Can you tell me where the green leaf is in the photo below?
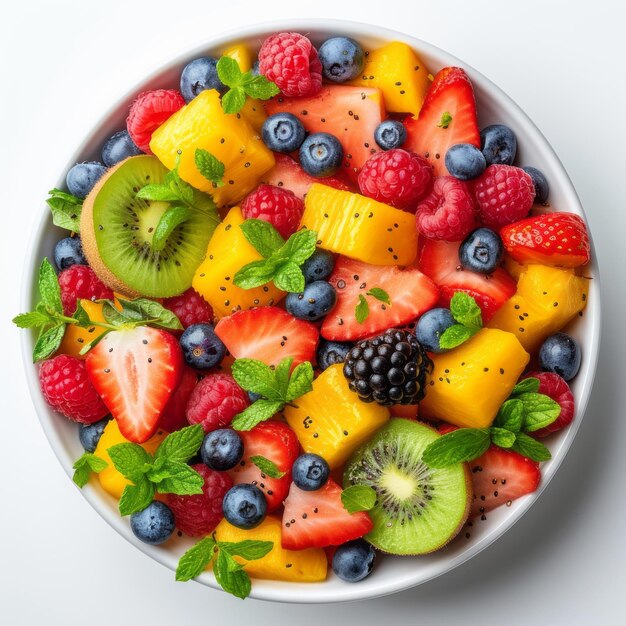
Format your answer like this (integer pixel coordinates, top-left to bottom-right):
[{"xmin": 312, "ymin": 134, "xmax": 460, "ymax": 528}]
[
  {"xmin": 218, "ymin": 540, "xmax": 273, "ymax": 561},
  {"xmin": 366, "ymin": 287, "xmax": 391, "ymax": 305},
  {"xmin": 118, "ymin": 478, "xmax": 156, "ymax": 516},
  {"xmin": 280, "ymin": 229, "xmax": 318, "ymax": 266},
  {"xmin": 12, "ymin": 311, "xmax": 52, "ymax": 328},
  {"xmin": 449, "ymin": 292, "xmax": 483, "ymax": 329},
  {"xmin": 165, "ymin": 167, "xmax": 194, "ymax": 205},
  {"xmin": 285, "ymin": 361, "xmax": 314, "ymax": 402},
  {"xmin": 221, "ymin": 87, "xmax": 247, "ymax": 114},
  {"xmin": 107, "ymin": 443, "xmax": 152, "ymax": 482},
  {"xmin": 152, "ymin": 205, "xmax": 193, "ymax": 251},
  {"xmin": 273, "ymin": 357, "xmax": 293, "ymax": 395},
  {"xmin": 216, "ymin": 55, "xmax": 243, "ymax": 87},
  {"xmin": 155, "ymin": 424, "xmax": 205, "ymax": 464},
  {"xmin": 438, "ymin": 324, "xmax": 476, "ymax": 350},
  {"xmin": 239, "ymin": 219, "xmax": 285, "ymax": 258},
  {"xmin": 72, "ymin": 452, "xmax": 108, "ymax": 488},
  {"xmin": 231, "ymin": 358, "xmax": 284, "ymax": 401},
  {"xmin": 32, "ymin": 324, "xmax": 65, "ymax": 362},
  {"xmin": 119, "ymin": 298, "xmax": 183, "ymax": 330},
  {"xmin": 490, "ymin": 427, "xmax": 516, "ymax": 449},
  {"xmin": 422, "ymin": 428, "xmax": 491, "ymax": 468},
  {"xmin": 176, "ymin": 536, "xmax": 217, "ymax": 581},
  {"xmin": 101, "ymin": 300, "xmax": 136, "ymax": 326},
  {"xmin": 494, "ymin": 398, "xmax": 525, "ymax": 433},
  {"xmin": 249, "ymin": 455, "xmax": 285, "ymax": 479},
  {"xmin": 232, "ymin": 400, "xmax": 284, "ymax": 431},
  {"xmin": 437, "ymin": 111, "xmax": 453, "ymax": 128},
  {"xmin": 72, "ymin": 300, "xmax": 93, "ymax": 327},
  {"xmin": 155, "ymin": 462, "xmax": 205, "ymax": 495},
  {"xmin": 233, "ymin": 259, "xmax": 277, "ymax": 290},
  {"xmin": 518, "ymin": 392, "xmax": 562, "ymax": 432},
  {"xmin": 136, "ymin": 184, "xmax": 181, "ymax": 203},
  {"xmin": 273, "ymin": 262, "xmax": 305, "ymax": 293},
  {"xmin": 511, "ymin": 377, "xmax": 540, "ymax": 396},
  {"xmin": 195, "ymin": 148, "xmax": 225, "ymax": 186},
  {"xmin": 242, "ymin": 75, "xmax": 280, "ymax": 100},
  {"xmin": 46, "ymin": 188, "xmax": 83, "ymax": 232},
  {"xmin": 214, "ymin": 549, "xmax": 251, "ymax": 599},
  {"xmin": 38, "ymin": 258, "xmax": 63, "ymax": 314},
  {"xmin": 355, "ymin": 294, "xmax": 369, "ymax": 324},
  {"xmin": 511, "ymin": 432, "xmax": 552, "ymax": 462},
  {"xmin": 341, "ymin": 485, "xmax": 377, "ymax": 513}
]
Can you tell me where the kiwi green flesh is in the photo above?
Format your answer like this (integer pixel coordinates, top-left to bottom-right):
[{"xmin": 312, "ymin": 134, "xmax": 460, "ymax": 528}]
[{"xmin": 343, "ymin": 418, "xmax": 471, "ymax": 555}]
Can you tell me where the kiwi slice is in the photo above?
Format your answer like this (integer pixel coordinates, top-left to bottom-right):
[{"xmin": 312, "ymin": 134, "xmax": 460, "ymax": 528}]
[
  {"xmin": 81, "ymin": 155, "xmax": 218, "ymax": 298},
  {"xmin": 343, "ymin": 418, "xmax": 471, "ymax": 555}
]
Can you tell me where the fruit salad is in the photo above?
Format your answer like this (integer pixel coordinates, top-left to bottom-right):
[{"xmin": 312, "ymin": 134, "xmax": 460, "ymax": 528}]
[{"xmin": 14, "ymin": 31, "xmax": 592, "ymax": 598}]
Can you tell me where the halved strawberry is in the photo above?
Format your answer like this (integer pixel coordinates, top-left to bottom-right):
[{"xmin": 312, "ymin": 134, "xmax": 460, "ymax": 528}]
[
  {"xmin": 404, "ymin": 67, "xmax": 480, "ymax": 177},
  {"xmin": 500, "ymin": 212, "xmax": 591, "ymax": 267},
  {"xmin": 158, "ymin": 366, "xmax": 198, "ymax": 432},
  {"xmin": 86, "ymin": 327, "xmax": 183, "ymax": 443},
  {"xmin": 418, "ymin": 238, "xmax": 516, "ymax": 321},
  {"xmin": 470, "ymin": 446, "xmax": 541, "ymax": 518},
  {"xmin": 321, "ymin": 257, "xmax": 439, "ymax": 341},
  {"xmin": 281, "ymin": 479, "xmax": 373, "ymax": 550},
  {"xmin": 214, "ymin": 306, "xmax": 318, "ymax": 368},
  {"xmin": 522, "ymin": 371, "xmax": 575, "ymax": 437},
  {"xmin": 228, "ymin": 421, "xmax": 299, "ymax": 512}
]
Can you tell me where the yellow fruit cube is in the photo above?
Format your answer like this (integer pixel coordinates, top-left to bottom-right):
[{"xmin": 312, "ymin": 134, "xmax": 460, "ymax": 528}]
[
  {"xmin": 222, "ymin": 42, "xmax": 253, "ymax": 72},
  {"xmin": 57, "ymin": 299, "xmax": 109, "ymax": 359}
]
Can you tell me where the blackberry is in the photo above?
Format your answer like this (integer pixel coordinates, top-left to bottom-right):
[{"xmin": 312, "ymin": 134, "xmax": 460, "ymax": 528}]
[{"xmin": 343, "ymin": 329, "xmax": 432, "ymax": 406}]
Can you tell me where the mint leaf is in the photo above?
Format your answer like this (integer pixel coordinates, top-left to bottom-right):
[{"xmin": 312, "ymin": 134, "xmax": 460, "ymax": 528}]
[
  {"xmin": 155, "ymin": 462, "xmax": 204, "ymax": 495},
  {"xmin": 195, "ymin": 149, "xmax": 225, "ymax": 186},
  {"xmin": 366, "ymin": 288, "xmax": 391, "ymax": 305},
  {"xmin": 439, "ymin": 324, "xmax": 476, "ymax": 350},
  {"xmin": 280, "ymin": 229, "xmax": 317, "ymax": 266},
  {"xmin": 32, "ymin": 324, "xmax": 65, "ymax": 362},
  {"xmin": 242, "ymin": 74, "xmax": 280, "ymax": 100},
  {"xmin": 511, "ymin": 432, "xmax": 552, "ymax": 462},
  {"xmin": 221, "ymin": 87, "xmax": 247, "ymax": 114},
  {"xmin": 231, "ymin": 358, "xmax": 284, "ymax": 401},
  {"xmin": 233, "ymin": 259, "xmax": 278, "ymax": 289},
  {"xmin": 164, "ymin": 166, "xmax": 194, "ymax": 205},
  {"xmin": 355, "ymin": 294, "xmax": 369, "ymax": 324},
  {"xmin": 273, "ymin": 261, "xmax": 305, "ymax": 293},
  {"xmin": 152, "ymin": 205, "xmax": 193, "ymax": 251},
  {"xmin": 217, "ymin": 540, "xmax": 273, "ymax": 561},
  {"xmin": 118, "ymin": 298, "xmax": 183, "ymax": 330},
  {"xmin": 136, "ymin": 184, "xmax": 180, "ymax": 203},
  {"xmin": 107, "ymin": 443, "xmax": 152, "ymax": 482},
  {"xmin": 232, "ymin": 399, "xmax": 283, "ymax": 431},
  {"xmin": 214, "ymin": 549, "xmax": 251, "ymax": 599},
  {"xmin": 422, "ymin": 428, "xmax": 491, "ymax": 468},
  {"xmin": 216, "ymin": 56, "xmax": 243, "ymax": 87},
  {"xmin": 494, "ymin": 398, "xmax": 524, "ymax": 433},
  {"xmin": 101, "ymin": 300, "xmax": 135, "ymax": 326},
  {"xmin": 250, "ymin": 455, "xmax": 285, "ymax": 479},
  {"xmin": 239, "ymin": 219, "xmax": 285, "ymax": 258},
  {"xmin": 176, "ymin": 536, "xmax": 217, "ymax": 581},
  {"xmin": 518, "ymin": 393, "xmax": 561, "ymax": 432},
  {"xmin": 273, "ymin": 357, "xmax": 294, "ymax": 394},
  {"xmin": 511, "ymin": 377, "xmax": 540, "ymax": 396},
  {"xmin": 39, "ymin": 258, "xmax": 63, "ymax": 314},
  {"xmin": 12, "ymin": 311, "xmax": 52, "ymax": 328},
  {"xmin": 72, "ymin": 452, "xmax": 108, "ymax": 488},
  {"xmin": 72, "ymin": 300, "xmax": 93, "ymax": 327},
  {"xmin": 341, "ymin": 485, "xmax": 377, "ymax": 513},
  {"xmin": 118, "ymin": 477, "xmax": 156, "ymax": 516},
  {"xmin": 449, "ymin": 292, "xmax": 483, "ymax": 329},
  {"xmin": 285, "ymin": 361, "xmax": 314, "ymax": 402},
  {"xmin": 490, "ymin": 427, "xmax": 516, "ymax": 449},
  {"xmin": 46, "ymin": 188, "xmax": 83, "ymax": 232},
  {"xmin": 437, "ymin": 112, "xmax": 453, "ymax": 128},
  {"xmin": 155, "ymin": 424, "xmax": 204, "ymax": 464}
]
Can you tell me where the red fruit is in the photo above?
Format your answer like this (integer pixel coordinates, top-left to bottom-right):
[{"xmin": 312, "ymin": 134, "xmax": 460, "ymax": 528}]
[
  {"xmin": 228, "ymin": 421, "xmax": 299, "ymax": 512},
  {"xmin": 162, "ymin": 288, "xmax": 213, "ymax": 330},
  {"xmin": 281, "ymin": 479, "xmax": 373, "ymax": 550},
  {"xmin": 470, "ymin": 446, "xmax": 541, "ymax": 518},
  {"xmin": 357, "ymin": 149, "xmax": 433, "ymax": 211},
  {"xmin": 215, "ymin": 307, "xmax": 318, "ymax": 368},
  {"xmin": 85, "ymin": 326, "xmax": 183, "ymax": 443},
  {"xmin": 167, "ymin": 464, "xmax": 232, "ymax": 536},
  {"xmin": 39, "ymin": 355, "xmax": 108, "ymax": 424},
  {"xmin": 58, "ymin": 265, "xmax": 114, "ymax": 316},
  {"xmin": 523, "ymin": 371, "xmax": 575, "ymax": 437},
  {"xmin": 258, "ymin": 32, "xmax": 322, "ymax": 97},
  {"xmin": 415, "ymin": 176, "xmax": 476, "ymax": 241},
  {"xmin": 473, "ymin": 165, "xmax": 535, "ymax": 229},
  {"xmin": 126, "ymin": 89, "xmax": 185, "ymax": 154},
  {"xmin": 241, "ymin": 184, "xmax": 304, "ymax": 239},
  {"xmin": 418, "ymin": 238, "xmax": 516, "ymax": 321},
  {"xmin": 321, "ymin": 257, "xmax": 439, "ymax": 341},
  {"xmin": 185, "ymin": 372, "xmax": 249, "ymax": 433},
  {"xmin": 158, "ymin": 366, "xmax": 198, "ymax": 432},
  {"xmin": 500, "ymin": 212, "xmax": 590, "ymax": 267},
  {"xmin": 404, "ymin": 67, "xmax": 480, "ymax": 177}
]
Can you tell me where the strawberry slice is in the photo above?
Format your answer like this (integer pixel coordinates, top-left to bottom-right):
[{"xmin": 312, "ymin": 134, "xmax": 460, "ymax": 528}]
[
  {"xmin": 500, "ymin": 212, "xmax": 591, "ymax": 267},
  {"xmin": 158, "ymin": 366, "xmax": 198, "ymax": 432},
  {"xmin": 418, "ymin": 238, "xmax": 516, "ymax": 321},
  {"xmin": 214, "ymin": 306, "xmax": 318, "ymax": 368},
  {"xmin": 86, "ymin": 326, "xmax": 183, "ymax": 443},
  {"xmin": 281, "ymin": 479, "xmax": 373, "ymax": 550},
  {"xmin": 470, "ymin": 446, "xmax": 541, "ymax": 518},
  {"xmin": 228, "ymin": 421, "xmax": 299, "ymax": 512},
  {"xmin": 522, "ymin": 371, "xmax": 575, "ymax": 437},
  {"xmin": 321, "ymin": 256, "xmax": 439, "ymax": 341},
  {"xmin": 404, "ymin": 67, "xmax": 480, "ymax": 177}
]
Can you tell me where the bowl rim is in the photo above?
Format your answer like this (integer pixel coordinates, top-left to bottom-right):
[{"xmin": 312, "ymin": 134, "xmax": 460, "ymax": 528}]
[{"xmin": 20, "ymin": 17, "xmax": 602, "ymax": 604}]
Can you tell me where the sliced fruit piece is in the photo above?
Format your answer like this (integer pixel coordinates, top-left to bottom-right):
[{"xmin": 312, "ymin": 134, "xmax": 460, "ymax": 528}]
[
  {"xmin": 159, "ymin": 366, "xmax": 198, "ymax": 432},
  {"xmin": 283, "ymin": 364, "xmax": 390, "ymax": 469},
  {"xmin": 321, "ymin": 256, "xmax": 439, "ymax": 341},
  {"xmin": 420, "ymin": 328, "xmax": 529, "ymax": 428},
  {"xmin": 281, "ymin": 479, "xmax": 373, "ymax": 550},
  {"xmin": 344, "ymin": 418, "xmax": 471, "ymax": 555},
  {"xmin": 301, "ymin": 184, "xmax": 418, "ymax": 266},
  {"xmin": 214, "ymin": 306, "xmax": 318, "ymax": 368},
  {"xmin": 240, "ymin": 98, "xmax": 266, "ymax": 132},
  {"xmin": 222, "ymin": 42, "xmax": 253, "ymax": 72},
  {"xmin": 192, "ymin": 206, "xmax": 284, "ymax": 318},
  {"xmin": 404, "ymin": 67, "xmax": 480, "ymax": 177},
  {"xmin": 522, "ymin": 371, "xmax": 575, "ymax": 437},
  {"xmin": 57, "ymin": 299, "xmax": 111, "ymax": 359},
  {"xmin": 86, "ymin": 326, "xmax": 183, "ymax": 443},
  {"xmin": 150, "ymin": 89, "xmax": 275, "ymax": 207},
  {"xmin": 214, "ymin": 516, "xmax": 327, "ymax": 582}
]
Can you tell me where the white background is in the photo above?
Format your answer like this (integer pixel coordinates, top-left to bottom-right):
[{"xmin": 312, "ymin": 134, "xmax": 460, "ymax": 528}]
[{"xmin": 1, "ymin": 0, "xmax": 625, "ymax": 624}]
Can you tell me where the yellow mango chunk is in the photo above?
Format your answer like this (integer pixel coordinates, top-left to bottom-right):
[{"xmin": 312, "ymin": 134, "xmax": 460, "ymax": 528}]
[
  {"xmin": 222, "ymin": 42, "xmax": 253, "ymax": 72},
  {"xmin": 57, "ymin": 299, "xmax": 109, "ymax": 359}
]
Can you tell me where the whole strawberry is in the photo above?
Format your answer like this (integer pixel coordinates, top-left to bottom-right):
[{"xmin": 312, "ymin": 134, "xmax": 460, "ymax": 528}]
[
  {"xmin": 58, "ymin": 265, "xmax": 113, "ymax": 316},
  {"xmin": 241, "ymin": 184, "xmax": 304, "ymax": 239}
]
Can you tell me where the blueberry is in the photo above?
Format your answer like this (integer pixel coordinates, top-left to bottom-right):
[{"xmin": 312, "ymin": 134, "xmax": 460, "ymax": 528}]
[
  {"xmin": 222, "ymin": 484, "xmax": 267, "ymax": 529},
  {"xmin": 319, "ymin": 37, "xmax": 365, "ymax": 83},
  {"xmin": 445, "ymin": 143, "xmax": 487, "ymax": 180},
  {"xmin": 251, "ymin": 60, "xmax": 260, "ymax": 76},
  {"xmin": 374, "ymin": 120, "xmax": 407, "ymax": 151},
  {"xmin": 179, "ymin": 323, "xmax": 226, "ymax": 370},
  {"xmin": 292, "ymin": 453, "xmax": 330, "ymax": 491},
  {"xmin": 480, "ymin": 124, "xmax": 517, "ymax": 166},
  {"xmin": 332, "ymin": 539, "xmax": 376, "ymax": 582},
  {"xmin": 78, "ymin": 416, "xmax": 110, "ymax": 452},
  {"xmin": 299, "ymin": 133, "xmax": 343, "ymax": 177},
  {"xmin": 522, "ymin": 166, "xmax": 550, "ymax": 204},
  {"xmin": 101, "ymin": 130, "xmax": 142, "ymax": 167},
  {"xmin": 301, "ymin": 249, "xmax": 335, "ymax": 283},
  {"xmin": 539, "ymin": 333, "xmax": 581, "ymax": 381},
  {"xmin": 459, "ymin": 227, "xmax": 503, "ymax": 274},
  {"xmin": 248, "ymin": 391, "xmax": 262, "ymax": 403},
  {"xmin": 54, "ymin": 236, "xmax": 87, "ymax": 270},
  {"xmin": 317, "ymin": 339, "xmax": 353, "ymax": 371},
  {"xmin": 285, "ymin": 281, "xmax": 337, "ymax": 321},
  {"xmin": 201, "ymin": 429, "xmax": 244, "ymax": 471},
  {"xmin": 130, "ymin": 501, "xmax": 175, "ymax": 545},
  {"xmin": 180, "ymin": 57, "xmax": 225, "ymax": 103},
  {"xmin": 262, "ymin": 113, "xmax": 306, "ymax": 153},
  {"xmin": 414, "ymin": 308, "xmax": 455, "ymax": 353},
  {"xmin": 66, "ymin": 162, "xmax": 107, "ymax": 199}
]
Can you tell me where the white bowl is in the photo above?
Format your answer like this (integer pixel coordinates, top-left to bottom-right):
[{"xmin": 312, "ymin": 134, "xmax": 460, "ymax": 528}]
[{"xmin": 20, "ymin": 19, "xmax": 601, "ymax": 603}]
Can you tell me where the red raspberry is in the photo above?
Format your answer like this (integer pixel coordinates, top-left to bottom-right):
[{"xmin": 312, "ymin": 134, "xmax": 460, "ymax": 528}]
[
  {"xmin": 358, "ymin": 149, "xmax": 433, "ymax": 211},
  {"xmin": 241, "ymin": 184, "xmax": 304, "ymax": 239},
  {"xmin": 473, "ymin": 164, "xmax": 535, "ymax": 229},
  {"xmin": 162, "ymin": 288, "xmax": 214, "ymax": 329},
  {"xmin": 415, "ymin": 176, "xmax": 476, "ymax": 241},
  {"xmin": 186, "ymin": 372, "xmax": 249, "ymax": 433},
  {"xmin": 159, "ymin": 366, "xmax": 198, "ymax": 432},
  {"xmin": 167, "ymin": 464, "xmax": 232, "ymax": 536},
  {"xmin": 258, "ymin": 32, "xmax": 322, "ymax": 97},
  {"xmin": 39, "ymin": 355, "xmax": 108, "ymax": 424},
  {"xmin": 523, "ymin": 372, "xmax": 575, "ymax": 437},
  {"xmin": 126, "ymin": 89, "xmax": 185, "ymax": 154},
  {"xmin": 58, "ymin": 265, "xmax": 113, "ymax": 316}
]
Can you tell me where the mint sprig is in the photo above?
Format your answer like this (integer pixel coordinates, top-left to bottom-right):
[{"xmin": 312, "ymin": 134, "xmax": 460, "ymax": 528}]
[
  {"xmin": 250, "ymin": 455, "xmax": 285, "ymax": 479},
  {"xmin": 341, "ymin": 485, "xmax": 377, "ymax": 513},
  {"xmin": 72, "ymin": 452, "xmax": 108, "ymax": 487},
  {"xmin": 439, "ymin": 292, "xmax": 483, "ymax": 350},
  {"xmin": 194, "ymin": 148, "xmax": 225, "ymax": 187},
  {"xmin": 46, "ymin": 188, "xmax": 83, "ymax": 232},
  {"xmin": 354, "ymin": 287, "xmax": 392, "ymax": 324}
]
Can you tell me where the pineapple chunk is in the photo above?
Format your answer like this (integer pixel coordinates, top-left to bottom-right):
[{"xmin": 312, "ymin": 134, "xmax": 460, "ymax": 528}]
[
  {"xmin": 150, "ymin": 89, "xmax": 274, "ymax": 207},
  {"xmin": 300, "ymin": 184, "xmax": 418, "ymax": 266},
  {"xmin": 284, "ymin": 364, "xmax": 390, "ymax": 469},
  {"xmin": 192, "ymin": 206, "xmax": 284, "ymax": 318},
  {"xmin": 420, "ymin": 328, "xmax": 530, "ymax": 429},
  {"xmin": 488, "ymin": 265, "xmax": 589, "ymax": 352}
]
